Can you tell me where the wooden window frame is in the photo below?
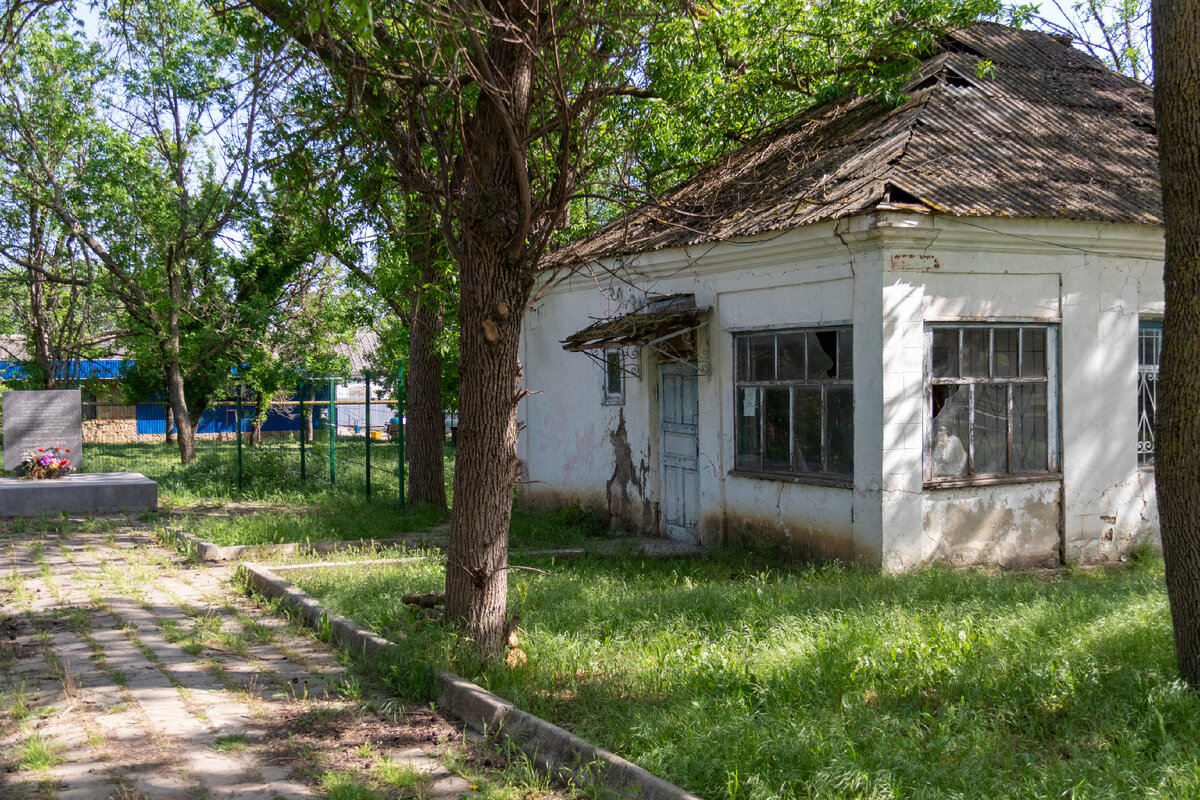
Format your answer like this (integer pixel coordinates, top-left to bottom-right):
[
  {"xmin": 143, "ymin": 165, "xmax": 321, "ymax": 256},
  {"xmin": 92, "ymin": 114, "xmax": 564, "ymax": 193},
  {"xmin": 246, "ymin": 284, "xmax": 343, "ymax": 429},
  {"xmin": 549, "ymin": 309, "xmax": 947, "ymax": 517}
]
[
  {"xmin": 925, "ymin": 323, "xmax": 1060, "ymax": 486},
  {"xmin": 732, "ymin": 326, "xmax": 853, "ymax": 482}
]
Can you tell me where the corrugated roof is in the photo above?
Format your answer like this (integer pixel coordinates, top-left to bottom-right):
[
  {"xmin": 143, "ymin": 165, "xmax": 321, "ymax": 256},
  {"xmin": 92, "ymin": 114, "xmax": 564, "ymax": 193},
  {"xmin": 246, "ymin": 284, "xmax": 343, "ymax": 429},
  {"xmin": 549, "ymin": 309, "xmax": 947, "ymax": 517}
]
[{"xmin": 553, "ymin": 22, "xmax": 1158, "ymax": 265}]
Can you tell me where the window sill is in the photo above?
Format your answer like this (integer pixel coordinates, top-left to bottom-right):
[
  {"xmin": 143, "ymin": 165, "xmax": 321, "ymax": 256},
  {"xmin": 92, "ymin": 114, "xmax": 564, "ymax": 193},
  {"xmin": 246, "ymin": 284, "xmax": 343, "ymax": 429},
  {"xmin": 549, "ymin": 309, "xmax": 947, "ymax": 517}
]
[
  {"xmin": 923, "ymin": 472, "xmax": 1062, "ymax": 490},
  {"xmin": 729, "ymin": 469, "xmax": 852, "ymax": 488},
  {"xmin": 601, "ymin": 398, "xmax": 624, "ymax": 406}
]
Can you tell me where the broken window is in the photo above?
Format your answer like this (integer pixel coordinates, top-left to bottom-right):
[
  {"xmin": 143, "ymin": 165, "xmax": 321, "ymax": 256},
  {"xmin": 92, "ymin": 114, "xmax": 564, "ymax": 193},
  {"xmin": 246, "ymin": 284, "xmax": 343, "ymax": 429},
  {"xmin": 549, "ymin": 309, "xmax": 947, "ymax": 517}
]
[
  {"xmin": 927, "ymin": 325, "xmax": 1058, "ymax": 482},
  {"xmin": 734, "ymin": 326, "xmax": 853, "ymax": 479},
  {"xmin": 1138, "ymin": 319, "xmax": 1161, "ymax": 465},
  {"xmin": 602, "ymin": 349, "xmax": 624, "ymax": 405}
]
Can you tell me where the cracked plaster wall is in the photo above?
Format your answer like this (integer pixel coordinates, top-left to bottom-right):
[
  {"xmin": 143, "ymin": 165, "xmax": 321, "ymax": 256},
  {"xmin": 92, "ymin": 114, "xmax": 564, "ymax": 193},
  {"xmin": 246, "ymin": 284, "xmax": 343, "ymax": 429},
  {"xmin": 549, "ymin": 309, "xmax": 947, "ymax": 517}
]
[{"xmin": 520, "ymin": 213, "xmax": 1163, "ymax": 568}]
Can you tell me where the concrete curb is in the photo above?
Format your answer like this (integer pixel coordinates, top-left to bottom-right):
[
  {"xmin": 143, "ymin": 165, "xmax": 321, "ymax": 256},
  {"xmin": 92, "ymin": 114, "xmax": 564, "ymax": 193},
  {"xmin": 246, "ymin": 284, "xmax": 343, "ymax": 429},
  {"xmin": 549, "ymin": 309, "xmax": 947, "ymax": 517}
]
[
  {"xmin": 174, "ymin": 529, "xmax": 593, "ymax": 564},
  {"xmin": 174, "ymin": 529, "xmax": 423, "ymax": 562},
  {"xmin": 238, "ymin": 562, "xmax": 704, "ymax": 800}
]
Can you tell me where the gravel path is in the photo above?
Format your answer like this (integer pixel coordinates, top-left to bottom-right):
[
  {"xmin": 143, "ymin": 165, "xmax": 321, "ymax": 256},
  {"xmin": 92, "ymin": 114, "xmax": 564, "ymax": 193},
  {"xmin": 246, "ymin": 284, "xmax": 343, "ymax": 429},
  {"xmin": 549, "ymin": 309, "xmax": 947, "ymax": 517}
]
[{"xmin": 0, "ymin": 517, "xmax": 554, "ymax": 800}]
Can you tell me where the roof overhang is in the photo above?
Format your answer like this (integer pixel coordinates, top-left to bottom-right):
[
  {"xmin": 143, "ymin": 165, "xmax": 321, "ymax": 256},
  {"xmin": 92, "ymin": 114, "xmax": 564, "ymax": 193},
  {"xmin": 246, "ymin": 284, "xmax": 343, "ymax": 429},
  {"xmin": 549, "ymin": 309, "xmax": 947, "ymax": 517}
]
[
  {"xmin": 562, "ymin": 307, "xmax": 709, "ymax": 351},
  {"xmin": 562, "ymin": 306, "xmax": 712, "ymax": 376}
]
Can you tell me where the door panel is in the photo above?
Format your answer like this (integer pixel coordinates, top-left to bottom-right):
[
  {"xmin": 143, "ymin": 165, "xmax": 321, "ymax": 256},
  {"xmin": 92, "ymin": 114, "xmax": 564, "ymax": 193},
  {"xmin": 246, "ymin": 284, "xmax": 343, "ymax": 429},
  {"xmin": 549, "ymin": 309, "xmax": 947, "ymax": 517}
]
[{"xmin": 660, "ymin": 364, "xmax": 699, "ymax": 542}]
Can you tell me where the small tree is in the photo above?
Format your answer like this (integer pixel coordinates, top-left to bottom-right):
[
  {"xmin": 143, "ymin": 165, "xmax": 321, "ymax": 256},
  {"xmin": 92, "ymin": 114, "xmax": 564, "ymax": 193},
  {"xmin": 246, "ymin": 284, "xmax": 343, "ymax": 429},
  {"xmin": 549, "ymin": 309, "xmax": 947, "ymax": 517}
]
[{"xmin": 0, "ymin": 0, "xmax": 306, "ymax": 463}]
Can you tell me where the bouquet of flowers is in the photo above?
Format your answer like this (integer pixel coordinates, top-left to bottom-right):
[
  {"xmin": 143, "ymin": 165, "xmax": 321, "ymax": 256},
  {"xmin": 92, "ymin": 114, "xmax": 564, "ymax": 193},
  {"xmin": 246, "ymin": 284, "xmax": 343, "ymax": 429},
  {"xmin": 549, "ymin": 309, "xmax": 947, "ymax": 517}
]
[{"xmin": 20, "ymin": 446, "xmax": 76, "ymax": 480}]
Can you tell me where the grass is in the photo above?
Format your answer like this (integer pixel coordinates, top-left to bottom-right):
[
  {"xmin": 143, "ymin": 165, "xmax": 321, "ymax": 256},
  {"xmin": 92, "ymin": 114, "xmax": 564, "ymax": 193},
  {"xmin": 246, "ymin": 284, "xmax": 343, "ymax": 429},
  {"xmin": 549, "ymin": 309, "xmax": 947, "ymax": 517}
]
[
  {"xmin": 212, "ymin": 733, "xmax": 251, "ymax": 753},
  {"xmin": 1, "ymin": 435, "xmax": 451, "ymax": 511},
  {"xmin": 318, "ymin": 770, "xmax": 381, "ymax": 800},
  {"xmin": 175, "ymin": 500, "xmax": 449, "ymax": 547},
  {"xmin": 14, "ymin": 733, "xmax": 63, "ymax": 772},
  {"xmin": 292, "ymin": 550, "xmax": 1200, "ymax": 800}
]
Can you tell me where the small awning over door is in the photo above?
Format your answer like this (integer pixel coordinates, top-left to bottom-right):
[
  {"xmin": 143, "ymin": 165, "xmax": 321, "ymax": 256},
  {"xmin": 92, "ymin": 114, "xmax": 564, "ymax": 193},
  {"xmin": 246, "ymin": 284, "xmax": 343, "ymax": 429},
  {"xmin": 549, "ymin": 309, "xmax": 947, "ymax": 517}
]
[
  {"xmin": 561, "ymin": 307, "xmax": 709, "ymax": 351},
  {"xmin": 562, "ymin": 305, "xmax": 711, "ymax": 375}
]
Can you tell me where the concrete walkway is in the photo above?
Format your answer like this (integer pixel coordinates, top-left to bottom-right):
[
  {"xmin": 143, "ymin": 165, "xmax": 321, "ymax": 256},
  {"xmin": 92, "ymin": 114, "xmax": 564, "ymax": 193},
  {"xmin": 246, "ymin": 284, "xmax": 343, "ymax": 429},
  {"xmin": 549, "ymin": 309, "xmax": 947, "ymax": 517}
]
[{"xmin": 0, "ymin": 518, "xmax": 558, "ymax": 800}]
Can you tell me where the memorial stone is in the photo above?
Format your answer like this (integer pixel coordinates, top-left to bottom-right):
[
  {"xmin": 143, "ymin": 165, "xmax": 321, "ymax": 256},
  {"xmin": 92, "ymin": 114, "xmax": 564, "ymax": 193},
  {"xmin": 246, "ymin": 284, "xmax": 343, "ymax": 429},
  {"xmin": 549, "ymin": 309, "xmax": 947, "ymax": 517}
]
[{"xmin": 2, "ymin": 389, "xmax": 84, "ymax": 472}]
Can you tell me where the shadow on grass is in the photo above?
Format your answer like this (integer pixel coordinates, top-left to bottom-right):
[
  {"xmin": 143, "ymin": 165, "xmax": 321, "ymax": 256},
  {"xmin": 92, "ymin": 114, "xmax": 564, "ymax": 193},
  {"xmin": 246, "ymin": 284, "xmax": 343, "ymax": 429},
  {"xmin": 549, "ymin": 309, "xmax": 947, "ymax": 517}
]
[{"xmin": 293, "ymin": 550, "xmax": 1200, "ymax": 800}]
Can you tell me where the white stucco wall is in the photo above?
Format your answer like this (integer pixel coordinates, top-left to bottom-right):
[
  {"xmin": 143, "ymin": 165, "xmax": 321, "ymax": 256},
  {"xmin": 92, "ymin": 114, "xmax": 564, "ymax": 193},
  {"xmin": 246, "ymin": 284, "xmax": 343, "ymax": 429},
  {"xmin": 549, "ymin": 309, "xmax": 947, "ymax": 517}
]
[{"xmin": 520, "ymin": 212, "xmax": 1163, "ymax": 568}]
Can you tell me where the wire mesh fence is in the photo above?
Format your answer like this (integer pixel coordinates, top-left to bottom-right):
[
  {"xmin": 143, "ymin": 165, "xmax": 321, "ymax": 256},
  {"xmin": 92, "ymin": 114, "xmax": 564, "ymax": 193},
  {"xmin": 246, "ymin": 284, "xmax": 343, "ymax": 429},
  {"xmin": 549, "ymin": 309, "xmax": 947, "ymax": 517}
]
[{"xmin": 1, "ymin": 371, "xmax": 421, "ymax": 505}]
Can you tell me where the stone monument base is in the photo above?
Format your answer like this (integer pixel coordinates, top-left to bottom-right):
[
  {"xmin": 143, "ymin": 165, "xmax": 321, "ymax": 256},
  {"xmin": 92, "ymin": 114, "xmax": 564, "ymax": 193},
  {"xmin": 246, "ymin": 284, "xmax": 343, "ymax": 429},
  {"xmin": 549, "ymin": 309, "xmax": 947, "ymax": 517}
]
[{"xmin": 0, "ymin": 473, "xmax": 157, "ymax": 517}]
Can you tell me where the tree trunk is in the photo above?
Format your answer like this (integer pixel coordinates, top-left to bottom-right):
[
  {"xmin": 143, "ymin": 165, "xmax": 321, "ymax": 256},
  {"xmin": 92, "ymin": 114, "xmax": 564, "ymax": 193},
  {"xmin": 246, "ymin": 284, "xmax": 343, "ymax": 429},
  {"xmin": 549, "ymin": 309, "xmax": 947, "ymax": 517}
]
[
  {"xmin": 254, "ymin": 391, "xmax": 266, "ymax": 446},
  {"xmin": 26, "ymin": 208, "xmax": 55, "ymax": 389},
  {"xmin": 445, "ymin": 242, "xmax": 527, "ymax": 657},
  {"xmin": 165, "ymin": 405, "xmax": 175, "ymax": 445},
  {"xmin": 406, "ymin": 210, "xmax": 448, "ymax": 509},
  {"xmin": 1152, "ymin": 0, "xmax": 1200, "ymax": 687},
  {"xmin": 441, "ymin": 5, "xmax": 538, "ymax": 659},
  {"xmin": 165, "ymin": 361, "xmax": 196, "ymax": 464}
]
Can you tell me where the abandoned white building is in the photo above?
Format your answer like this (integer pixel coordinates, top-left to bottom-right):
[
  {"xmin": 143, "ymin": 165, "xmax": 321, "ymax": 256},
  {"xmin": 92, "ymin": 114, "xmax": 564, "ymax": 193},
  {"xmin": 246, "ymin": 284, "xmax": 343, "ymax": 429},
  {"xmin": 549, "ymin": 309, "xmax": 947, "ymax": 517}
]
[{"xmin": 517, "ymin": 22, "xmax": 1163, "ymax": 569}]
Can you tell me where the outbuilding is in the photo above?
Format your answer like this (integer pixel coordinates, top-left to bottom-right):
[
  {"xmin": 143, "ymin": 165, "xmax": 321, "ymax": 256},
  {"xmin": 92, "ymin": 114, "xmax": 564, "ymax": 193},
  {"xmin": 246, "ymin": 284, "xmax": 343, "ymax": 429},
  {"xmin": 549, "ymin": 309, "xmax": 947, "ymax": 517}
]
[{"xmin": 518, "ymin": 22, "xmax": 1162, "ymax": 569}]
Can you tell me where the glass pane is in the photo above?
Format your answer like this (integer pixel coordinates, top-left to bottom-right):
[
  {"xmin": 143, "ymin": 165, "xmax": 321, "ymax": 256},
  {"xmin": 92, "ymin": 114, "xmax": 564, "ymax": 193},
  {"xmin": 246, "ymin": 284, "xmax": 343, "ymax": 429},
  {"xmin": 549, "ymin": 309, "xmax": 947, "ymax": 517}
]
[
  {"xmin": 737, "ymin": 337, "xmax": 749, "ymax": 382},
  {"xmin": 808, "ymin": 331, "xmax": 837, "ymax": 379},
  {"xmin": 931, "ymin": 384, "xmax": 969, "ymax": 477},
  {"xmin": 606, "ymin": 351, "xmax": 622, "ymax": 395},
  {"xmin": 826, "ymin": 386, "xmax": 853, "ymax": 475},
  {"xmin": 932, "ymin": 328, "xmax": 959, "ymax": 379},
  {"xmin": 963, "ymin": 328, "xmax": 990, "ymax": 377},
  {"xmin": 1022, "ymin": 328, "xmax": 1046, "ymax": 378},
  {"xmin": 763, "ymin": 389, "xmax": 791, "ymax": 470},
  {"xmin": 748, "ymin": 335, "xmax": 775, "ymax": 382},
  {"xmin": 735, "ymin": 386, "xmax": 761, "ymax": 469},
  {"xmin": 994, "ymin": 328, "xmax": 1018, "ymax": 378},
  {"xmin": 1013, "ymin": 384, "xmax": 1048, "ymax": 471},
  {"xmin": 777, "ymin": 333, "xmax": 805, "ymax": 380},
  {"xmin": 793, "ymin": 387, "xmax": 822, "ymax": 472},
  {"xmin": 974, "ymin": 384, "xmax": 1008, "ymax": 474},
  {"xmin": 839, "ymin": 329, "xmax": 854, "ymax": 380}
]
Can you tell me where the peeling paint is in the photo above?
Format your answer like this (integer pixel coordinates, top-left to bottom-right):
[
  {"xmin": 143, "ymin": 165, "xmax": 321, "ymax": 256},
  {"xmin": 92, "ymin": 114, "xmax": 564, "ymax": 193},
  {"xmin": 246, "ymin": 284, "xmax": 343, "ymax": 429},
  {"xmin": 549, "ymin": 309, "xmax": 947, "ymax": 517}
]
[
  {"xmin": 605, "ymin": 409, "xmax": 654, "ymax": 532},
  {"xmin": 923, "ymin": 483, "xmax": 1061, "ymax": 568}
]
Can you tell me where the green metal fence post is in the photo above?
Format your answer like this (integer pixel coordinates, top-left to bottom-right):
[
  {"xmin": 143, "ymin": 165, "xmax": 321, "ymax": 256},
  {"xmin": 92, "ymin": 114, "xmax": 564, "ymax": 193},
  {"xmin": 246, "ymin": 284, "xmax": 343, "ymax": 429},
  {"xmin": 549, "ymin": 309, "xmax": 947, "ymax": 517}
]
[
  {"xmin": 328, "ymin": 378, "xmax": 336, "ymax": 485},
  {"xmin": 299, "ymin": 381, "xmax": 307, "ymax": 481},
  {"xmin": 397, "ymin": 360, "xmax": 405, "ymax": 510},
  {"xmin": 364, "ymin": 370, "xmax": 372, "ymax": 501},
  {"xmin": 235, "ymin": 388, "xmax": 243, "ymax": 492}
]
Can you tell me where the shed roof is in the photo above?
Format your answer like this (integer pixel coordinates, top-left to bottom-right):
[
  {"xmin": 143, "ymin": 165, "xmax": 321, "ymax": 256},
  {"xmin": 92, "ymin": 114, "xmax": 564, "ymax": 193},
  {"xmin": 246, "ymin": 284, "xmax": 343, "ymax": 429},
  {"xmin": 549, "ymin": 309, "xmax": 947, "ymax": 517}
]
[{"xmin": 554, "ymin": 22, "xmax": 1158, "ymax": 265}]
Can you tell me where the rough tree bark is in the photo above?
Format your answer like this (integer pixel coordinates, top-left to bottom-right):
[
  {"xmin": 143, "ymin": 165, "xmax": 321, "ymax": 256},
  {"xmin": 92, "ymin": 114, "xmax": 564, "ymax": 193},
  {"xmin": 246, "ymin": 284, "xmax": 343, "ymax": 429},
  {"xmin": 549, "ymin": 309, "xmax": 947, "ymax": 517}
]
[
  {"xmin": 1152, "ymin": 0, "xmax": 1200, "ymax": 687},
  {"xmin": 442, "ymin": 11, "xmax": 537, "ymax": 654},
  {"xmin": 406, "ymin": 208, "xmax": 448, "ymax": 509},
  {"xmin": 407, "ymin": 279, "xmax": 448, "ymax": 508},
  {"xmin": 445, "ymin": 242, "xmax": 529, "ymax": 656},
  {"xmin": 164, "ymin": 356, "xmax": 196, "ymax": 464}
]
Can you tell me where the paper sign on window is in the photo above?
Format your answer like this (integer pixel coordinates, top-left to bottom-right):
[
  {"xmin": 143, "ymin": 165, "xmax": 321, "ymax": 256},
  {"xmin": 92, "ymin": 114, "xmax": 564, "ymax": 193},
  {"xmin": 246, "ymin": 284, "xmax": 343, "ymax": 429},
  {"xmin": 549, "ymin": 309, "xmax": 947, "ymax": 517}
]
[{"xmin": 742, "ymin": 388, "xmax": 757, "ymax": 416}]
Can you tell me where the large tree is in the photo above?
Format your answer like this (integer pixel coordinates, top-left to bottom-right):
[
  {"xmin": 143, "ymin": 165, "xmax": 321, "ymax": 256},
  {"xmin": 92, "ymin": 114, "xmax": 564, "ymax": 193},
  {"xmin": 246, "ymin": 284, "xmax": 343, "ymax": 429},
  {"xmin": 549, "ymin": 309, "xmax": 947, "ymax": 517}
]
[
  {"xmin": 1151, "ymin": 0, "xmax": 1200, "ymax": 687},
  {"xmin": 245, "ymin": 0, "xmax": 997, "ymax": 656}
]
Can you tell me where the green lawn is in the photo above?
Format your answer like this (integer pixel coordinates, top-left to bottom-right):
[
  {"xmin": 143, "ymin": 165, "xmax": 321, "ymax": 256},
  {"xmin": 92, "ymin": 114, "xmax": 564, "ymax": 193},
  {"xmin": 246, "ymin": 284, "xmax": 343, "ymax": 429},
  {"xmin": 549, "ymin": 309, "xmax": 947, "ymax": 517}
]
[
  {"xmin": 291, "ymin": 550, "xmax": 1200, "ymax": 800},
  {"xmin": 2, "ymin": 433, "xmax": 429, "ymax": 509}
]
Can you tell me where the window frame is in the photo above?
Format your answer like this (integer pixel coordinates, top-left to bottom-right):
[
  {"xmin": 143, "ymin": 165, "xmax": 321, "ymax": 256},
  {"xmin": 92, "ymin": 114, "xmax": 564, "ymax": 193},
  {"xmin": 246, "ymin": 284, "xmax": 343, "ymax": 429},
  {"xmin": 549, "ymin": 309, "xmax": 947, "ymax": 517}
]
[
  {"xmin": 601, "ymin": 348, "xmax": 625, "ymax": 405},
  {"xmin": 924, "ymin": 323, "xmax": 1060, "ymax": 487},
  {"xmin": 1138, "ymin": 318, "xmax": 1161, "ymax": 467},
  {"xmin": 731, "ymin": 325, "xmax": 854, "ymax": 484}
]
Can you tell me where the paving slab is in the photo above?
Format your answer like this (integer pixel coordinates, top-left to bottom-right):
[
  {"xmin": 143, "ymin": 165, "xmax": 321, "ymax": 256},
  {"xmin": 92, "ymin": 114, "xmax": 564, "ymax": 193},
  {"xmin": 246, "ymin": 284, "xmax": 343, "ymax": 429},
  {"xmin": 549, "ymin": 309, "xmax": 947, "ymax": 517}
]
[{"xmin": 1, "ymin": 520, "xmax": 580, "ymax": 800}]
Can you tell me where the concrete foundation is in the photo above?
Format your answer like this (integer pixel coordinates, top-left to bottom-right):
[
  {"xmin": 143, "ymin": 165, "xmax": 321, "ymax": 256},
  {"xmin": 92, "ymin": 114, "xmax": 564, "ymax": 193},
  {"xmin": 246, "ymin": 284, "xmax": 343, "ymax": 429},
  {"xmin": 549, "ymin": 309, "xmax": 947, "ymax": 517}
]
[{"xmin": 0, "ymin": 472, "xmax": 157, "ymax": 517}]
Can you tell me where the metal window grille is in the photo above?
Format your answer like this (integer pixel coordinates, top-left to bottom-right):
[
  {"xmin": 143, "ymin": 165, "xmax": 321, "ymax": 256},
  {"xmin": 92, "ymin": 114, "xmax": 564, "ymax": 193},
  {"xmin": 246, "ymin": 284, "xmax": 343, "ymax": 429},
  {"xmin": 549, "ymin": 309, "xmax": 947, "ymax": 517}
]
[{"xmin": 1138, "ymin": 322, "xmax": 1162, "ymax": 465}]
